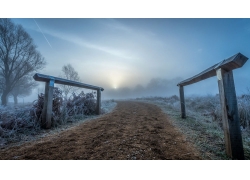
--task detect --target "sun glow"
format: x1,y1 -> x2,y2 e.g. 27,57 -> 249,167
109,71 -> 124,90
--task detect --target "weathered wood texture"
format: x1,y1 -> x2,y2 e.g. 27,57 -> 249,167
216,68 -> 244,159
34,73 -> 104,91
34,73 -> 104,129
96,89 -> 101,115
41,80 -> 54,129
179,85 -> 186,118
177,53 -> 248,86
176,53 -> 248,159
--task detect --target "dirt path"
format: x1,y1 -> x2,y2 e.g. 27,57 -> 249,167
0,101 -> 201,160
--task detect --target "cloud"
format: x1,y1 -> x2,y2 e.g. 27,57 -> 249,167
101,19 -> 133,33
29,24 -> 139,60
81,42 -> 140,60
101,19 -> 160,44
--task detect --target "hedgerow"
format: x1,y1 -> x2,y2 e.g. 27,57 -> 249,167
0,87 -> 104,145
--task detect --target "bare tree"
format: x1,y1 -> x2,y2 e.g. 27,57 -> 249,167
11,76 -> 38,105
0,77 -> 4,94
0,18 -> 46,106
59,64 -> 80,99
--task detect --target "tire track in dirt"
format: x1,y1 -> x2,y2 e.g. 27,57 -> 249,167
0,101 -> 201,160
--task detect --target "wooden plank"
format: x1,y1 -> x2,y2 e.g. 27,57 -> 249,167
216,68 -> 244,159
216,68 -> 232,157
96,89 -> 101,115
35,73 -> 105,129
33,73 -> 104,91
179,85 -> 186,118
41,79 -> 54,129
178,53 -> 248,86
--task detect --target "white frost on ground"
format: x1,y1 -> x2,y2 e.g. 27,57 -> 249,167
0,100 -> 117,148
101,100 -> 117,114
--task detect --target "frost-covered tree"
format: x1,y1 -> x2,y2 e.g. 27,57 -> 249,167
59,64 -> 80,99
0,18 -> 46,106
11,76 -> 38,105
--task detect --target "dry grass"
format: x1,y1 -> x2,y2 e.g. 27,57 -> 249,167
0,88 -> 117,148
136,95 -> 250,160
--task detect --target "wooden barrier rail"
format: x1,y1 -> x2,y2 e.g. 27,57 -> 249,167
177,53 -> 248,159
33,73 -> 104,129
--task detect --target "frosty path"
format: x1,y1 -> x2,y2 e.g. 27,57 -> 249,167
0,101 -> 201,160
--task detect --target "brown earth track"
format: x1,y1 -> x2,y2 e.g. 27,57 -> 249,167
0,101 -> 201,160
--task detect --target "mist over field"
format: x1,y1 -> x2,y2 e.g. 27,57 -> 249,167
103,77 -> 183,99
2,1 -> 250,163
4,18 -> 250,103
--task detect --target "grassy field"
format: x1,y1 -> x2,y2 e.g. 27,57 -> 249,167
2,91 -> 250,160
136,96 -> 250,160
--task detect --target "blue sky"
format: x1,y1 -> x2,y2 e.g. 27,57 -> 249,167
9,18 -> 250,101
2,0 -> 249,174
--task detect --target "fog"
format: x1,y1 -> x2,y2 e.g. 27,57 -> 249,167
103,77 -> 183,99
6,18 -> 250,103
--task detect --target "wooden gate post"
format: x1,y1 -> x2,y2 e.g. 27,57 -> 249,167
179,85 -> 186,118
41,78 -> 54,129
96,88 -> 101,115
216,68 -> 244,159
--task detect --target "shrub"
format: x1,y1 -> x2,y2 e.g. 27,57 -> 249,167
164,94 -> 250,130
0,105 -> 39,139
238,94 -> 250,129
0,88 -> 117,147
66,91 -> 97,116
30,87 -> 64,126
31,87 -> 97,127
0,87 -> 97,138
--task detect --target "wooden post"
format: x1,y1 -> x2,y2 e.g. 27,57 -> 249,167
41,79 -> 54,129
179,85 -> 186,118
96,88 -> 101,115
216,68 -> 244,159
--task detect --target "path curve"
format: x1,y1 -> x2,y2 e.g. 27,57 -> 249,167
0,101 -> 201,160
